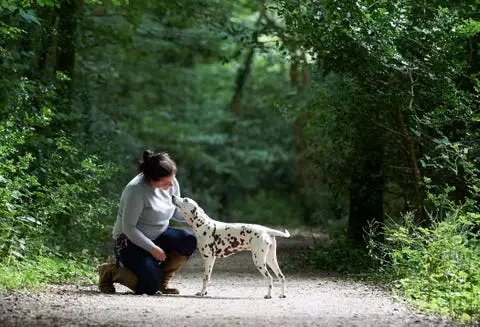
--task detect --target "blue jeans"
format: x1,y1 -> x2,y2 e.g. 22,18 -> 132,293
116,227 -> 197,295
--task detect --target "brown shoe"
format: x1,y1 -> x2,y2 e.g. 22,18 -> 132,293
159,251 -> 190,294
98,263 -> 116,294
113,265 -> 137,292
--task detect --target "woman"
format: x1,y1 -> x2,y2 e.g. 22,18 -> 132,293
98,150 -> 197,295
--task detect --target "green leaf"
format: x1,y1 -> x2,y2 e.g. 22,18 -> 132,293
433,137 -> 450,145
409,127 -> 421,137
19,9 -> 40,25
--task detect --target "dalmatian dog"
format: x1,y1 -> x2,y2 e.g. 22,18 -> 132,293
171,195 -> 290,299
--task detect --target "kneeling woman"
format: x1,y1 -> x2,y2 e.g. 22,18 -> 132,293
99,150 -> 197,295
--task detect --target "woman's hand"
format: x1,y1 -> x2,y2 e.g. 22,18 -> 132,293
150,245 -> 166,262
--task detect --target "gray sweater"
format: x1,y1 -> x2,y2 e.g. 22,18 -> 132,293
112,173 -> 185,252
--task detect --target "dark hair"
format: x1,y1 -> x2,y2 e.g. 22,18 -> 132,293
138,150 -> 176,181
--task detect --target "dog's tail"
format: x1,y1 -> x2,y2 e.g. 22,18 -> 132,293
267,228 -> 290,238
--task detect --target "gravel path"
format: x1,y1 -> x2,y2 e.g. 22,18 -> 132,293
0,235 -> 457,327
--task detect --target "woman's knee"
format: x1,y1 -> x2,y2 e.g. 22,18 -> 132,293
174,230 -> 197,256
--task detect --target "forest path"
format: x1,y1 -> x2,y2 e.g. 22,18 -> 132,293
0,233 -> 456,327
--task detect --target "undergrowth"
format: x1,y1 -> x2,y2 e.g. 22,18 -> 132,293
368,210 -> 479,325
0,255 -> 98,292
299,188 -> 479,325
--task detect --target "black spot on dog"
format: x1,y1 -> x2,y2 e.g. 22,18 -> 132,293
206,242 -> 215,255
203,231 -> 207,236
211,225 -> 222,248
230,237 -> 240,249
223,247 -> 234,256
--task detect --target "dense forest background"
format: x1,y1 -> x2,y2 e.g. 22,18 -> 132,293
1,0 -> 479,323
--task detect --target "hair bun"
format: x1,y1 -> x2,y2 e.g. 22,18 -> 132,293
143,150 -> 153,162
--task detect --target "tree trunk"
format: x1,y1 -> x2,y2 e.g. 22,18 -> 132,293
37,7 -> 57,81
229,0 -> 265,113
230,48 -> 255,113
399,73 -> 426,225
55,0 -> 83,90
348,146 -> 384,245
290,55 -> 298,87
301,53 -> 310,87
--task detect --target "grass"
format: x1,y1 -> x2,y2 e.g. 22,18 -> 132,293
0,256 -> 99,292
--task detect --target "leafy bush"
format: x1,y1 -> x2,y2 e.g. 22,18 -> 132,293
0,117 -> 45,262
368,210 -> 480,324
0,115 -> 116,259
31,136 -> 118,255
0,77 -> 117,286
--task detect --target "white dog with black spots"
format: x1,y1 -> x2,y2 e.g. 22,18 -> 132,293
172,195 -> 290,299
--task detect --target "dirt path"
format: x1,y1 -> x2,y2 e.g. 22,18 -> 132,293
0,235 -> 457,327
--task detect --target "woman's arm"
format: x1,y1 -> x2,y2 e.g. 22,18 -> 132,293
121,187 -> 156,252
120,187 -> 167,261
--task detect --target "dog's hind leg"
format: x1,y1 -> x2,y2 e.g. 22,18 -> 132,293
197,256 -> 215,296
251,240 -> 274,299
266,238 -> 287,298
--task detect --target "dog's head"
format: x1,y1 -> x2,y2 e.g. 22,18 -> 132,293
172,194 -> 203,226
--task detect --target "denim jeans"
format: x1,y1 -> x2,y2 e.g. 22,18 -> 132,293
115,227 -> 197,295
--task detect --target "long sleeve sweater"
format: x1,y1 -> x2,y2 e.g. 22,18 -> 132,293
112,173 -> 184,252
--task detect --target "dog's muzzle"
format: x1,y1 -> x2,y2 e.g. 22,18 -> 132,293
172,194 -> 179,206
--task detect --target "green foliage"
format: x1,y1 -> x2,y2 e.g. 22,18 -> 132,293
0,255 -> 97,292
0,105 -> 48,262
0,73 -> 117,267
368,198 -> 480,324
0,125 -> 117,264
274,0 -> 480,215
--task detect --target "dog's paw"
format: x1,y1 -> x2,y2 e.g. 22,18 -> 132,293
195,291 -> 207,296
264,295 -> 272,299
279,294 -> 286,298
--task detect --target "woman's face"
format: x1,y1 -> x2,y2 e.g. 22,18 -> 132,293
149,174 -> 175,190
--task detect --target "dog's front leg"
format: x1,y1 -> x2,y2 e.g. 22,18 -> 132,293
196,256 -> 216,296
